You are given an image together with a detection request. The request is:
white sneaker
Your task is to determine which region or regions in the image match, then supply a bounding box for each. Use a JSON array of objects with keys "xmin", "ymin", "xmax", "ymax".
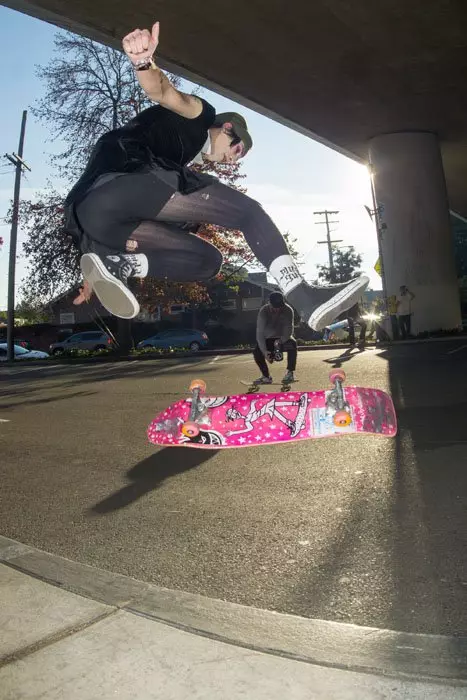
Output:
[
  {"xmin": 308, "ymin": 276, "xmax": 370, "ymax": 331},
  {"xmin": 80, "ymin": 253, "xmax": 140, "ymax": 319},
  {"xmin": 253, "ymin": 376, "xmax": 273, "ymax": 385}
]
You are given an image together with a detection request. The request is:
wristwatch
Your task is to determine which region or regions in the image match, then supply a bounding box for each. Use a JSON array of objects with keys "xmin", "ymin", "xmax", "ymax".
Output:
[{"xmin": 134, "ymin": 57, "xmax": 157, "ymax": 71}]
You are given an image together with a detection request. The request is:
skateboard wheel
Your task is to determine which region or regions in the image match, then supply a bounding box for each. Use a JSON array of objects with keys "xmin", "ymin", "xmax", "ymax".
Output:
[
  {"xmin": 181, "ymin": 421, "xmax": 200, "ymax": 438},
  {"xmin": 189, "ymin": 379, "xmax": 206, "ymax": 393},
  {"xmin": 333, "ymin": 410, "xmax": 352, "ymax": 428},
  {"xmin": 329, "ymin": 370, "xmax": 346, "ymax": 384}
]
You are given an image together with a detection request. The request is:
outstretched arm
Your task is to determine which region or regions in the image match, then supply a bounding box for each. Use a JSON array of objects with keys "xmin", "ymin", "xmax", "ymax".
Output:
[{"xmin": 122, "ymin": 22, "xmax": 203, "ymax": 119}]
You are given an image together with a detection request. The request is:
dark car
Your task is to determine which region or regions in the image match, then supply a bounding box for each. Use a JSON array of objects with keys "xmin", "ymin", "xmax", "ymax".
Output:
[
  {"xmin": 50, "ymin": 331, "xmax": 115, "ymax": 354},
  {"xmin": 137, "ymin": 328, "xmax": 209, "ymax": 352}
]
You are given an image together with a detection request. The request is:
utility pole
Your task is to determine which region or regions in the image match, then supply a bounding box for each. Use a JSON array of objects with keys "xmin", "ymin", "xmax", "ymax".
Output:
[
  {"xmin": 314, "ymin": 210, "xmax": 342, "ymax": 282},
  {"xmin": 4, "ymin": 110, "xmax": 30, "ymax": 362}
]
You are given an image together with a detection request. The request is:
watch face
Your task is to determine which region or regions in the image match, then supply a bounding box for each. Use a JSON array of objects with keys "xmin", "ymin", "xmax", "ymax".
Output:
[{"xmin": 135, "ymin": 59, "xmax": 151, "ymax": 71}]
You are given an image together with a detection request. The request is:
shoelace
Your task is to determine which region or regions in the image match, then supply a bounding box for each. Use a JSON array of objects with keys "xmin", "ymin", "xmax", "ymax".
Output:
[{"xmin": 119, "ymin": 260, "xmax": 134, "ymax": 283}]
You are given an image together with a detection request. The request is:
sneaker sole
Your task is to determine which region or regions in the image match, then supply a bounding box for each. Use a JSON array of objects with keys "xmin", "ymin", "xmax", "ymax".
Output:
[
  {"xmin": 308, "ymin": 276, "xmax": 370, "ymax": 331},
  {"xmin": 80, "ymin": 253, "xmax": 140, "ymax": 320}
]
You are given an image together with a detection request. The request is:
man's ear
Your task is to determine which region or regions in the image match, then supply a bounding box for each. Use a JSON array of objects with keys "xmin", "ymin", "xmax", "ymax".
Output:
[{"xmin": 222, "ymin": 122, "xmax": 233, "ymax": 132}]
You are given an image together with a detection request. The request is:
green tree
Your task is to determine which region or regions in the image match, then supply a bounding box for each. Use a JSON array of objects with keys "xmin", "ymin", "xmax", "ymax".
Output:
[{"xmin": 317, "ymin": 245, "xmax": 363, "ymax": 284}]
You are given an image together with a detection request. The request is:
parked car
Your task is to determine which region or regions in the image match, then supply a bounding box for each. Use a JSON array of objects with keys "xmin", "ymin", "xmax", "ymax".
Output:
[
  {"xmin": 137, "ymin": 329, "xmax": 209, "ymax": 352},
  {"xmin": 50, "ymin": 331, "xmax": 114, "ymax": 355},
  {"xmin": 0, "ymin": 343, "xmax": 49, "ymax": 361}
]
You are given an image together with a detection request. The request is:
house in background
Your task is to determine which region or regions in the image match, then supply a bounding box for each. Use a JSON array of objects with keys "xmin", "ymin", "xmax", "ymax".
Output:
[
  {"xmin": 18, "ymin": 273, "xmax": 379, "ymax": 350},
  {"xmin": 45, "ymin": 272, "xmax": 287, "ymax": 346}
]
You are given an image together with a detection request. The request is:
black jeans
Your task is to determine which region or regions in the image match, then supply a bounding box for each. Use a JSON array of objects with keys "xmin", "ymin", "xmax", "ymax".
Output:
[
  {"xmin": 348, "ymin": 317, "xmax": 367, "ymax": 345},
  {"xmin": 399, "ymin": 314, "xmax": 411, "ymax": 339},
  {"xmin": 253, "ymin": 338, "xmax": 297, "ymax": 377},
  {"xmin": 73, "ymin": 171, "xmax": 290, "ymax": 280},
  {"xmin": 390, "ymin": 314, "xmax": 400, "ymax": 340}
]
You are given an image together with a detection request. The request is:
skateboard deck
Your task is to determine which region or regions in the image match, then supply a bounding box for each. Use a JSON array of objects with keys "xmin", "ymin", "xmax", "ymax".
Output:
[{"xmin": 147, "ymin": 375, "xmax": 397, "ymax": 449}]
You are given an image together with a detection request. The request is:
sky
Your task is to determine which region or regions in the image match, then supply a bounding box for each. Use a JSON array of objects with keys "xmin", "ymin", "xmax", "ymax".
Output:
[{"xmin": 0, "ymin": 7, "xmax": 380, "ymax": 309}]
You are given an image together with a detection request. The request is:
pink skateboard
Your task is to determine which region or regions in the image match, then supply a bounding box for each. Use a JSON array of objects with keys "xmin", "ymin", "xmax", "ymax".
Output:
[{"xmin": 147, "ymin": 371, "xmax": 397, "ymax": 449}]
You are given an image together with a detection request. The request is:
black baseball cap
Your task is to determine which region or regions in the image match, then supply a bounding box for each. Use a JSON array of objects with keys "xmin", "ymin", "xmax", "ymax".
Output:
[
  {"xmin": 216, "ymin": 112, "xmax": 253, "ymax": 154},
  {"xmin": 269, "ymin": 292, "xmax": 285, "ymax": 308}
]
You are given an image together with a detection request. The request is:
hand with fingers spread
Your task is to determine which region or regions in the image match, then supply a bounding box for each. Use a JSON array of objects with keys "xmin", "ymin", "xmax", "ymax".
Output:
[
  {"xmin": 122, "ymin": 21, "xmax": 160, "ymax": 67},
  {"xmin": 73, "ymin": 279, "xmax": 93, "ymax": 306}
]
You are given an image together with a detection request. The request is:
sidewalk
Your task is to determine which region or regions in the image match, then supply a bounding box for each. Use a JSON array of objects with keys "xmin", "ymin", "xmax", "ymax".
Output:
[{"xmin": 1, "ymin": 535, "xmax": 467, "ymax": 699}]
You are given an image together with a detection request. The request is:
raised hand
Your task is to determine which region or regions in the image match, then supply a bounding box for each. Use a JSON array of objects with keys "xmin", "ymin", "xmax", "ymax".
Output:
[
  {"xmin": 73, "ymin": 280, "xmax": 92, "ymax": 306},
  {"xmin": 122, "ymin": 21, "xmax": 160, "ymax": 65}
]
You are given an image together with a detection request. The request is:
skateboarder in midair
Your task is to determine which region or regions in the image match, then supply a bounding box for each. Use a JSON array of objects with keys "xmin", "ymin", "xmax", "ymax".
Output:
[{"xmin": 67, "ymin": 20, "xmax": 369, "ymax": 328}]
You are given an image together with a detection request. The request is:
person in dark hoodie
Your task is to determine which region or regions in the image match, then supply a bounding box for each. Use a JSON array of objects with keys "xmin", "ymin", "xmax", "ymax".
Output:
[{"xmin": 252, "ymin": 292, "xmax": 297, "ymax": 384}]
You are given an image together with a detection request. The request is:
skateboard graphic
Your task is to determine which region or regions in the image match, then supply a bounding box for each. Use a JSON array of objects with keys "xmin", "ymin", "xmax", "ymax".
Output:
[{"xmin": 147, "ymin": 370, "xmax": 397, "ymax": 449}]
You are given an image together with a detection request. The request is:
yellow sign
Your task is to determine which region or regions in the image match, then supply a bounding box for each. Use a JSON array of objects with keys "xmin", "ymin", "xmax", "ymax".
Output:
[{"xmin": 374, "ymin": 258, "xmax": 382, "ymax": 276}]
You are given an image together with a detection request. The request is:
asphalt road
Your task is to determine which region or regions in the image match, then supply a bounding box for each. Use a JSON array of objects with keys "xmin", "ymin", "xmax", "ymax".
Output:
[{"xmin": 1, "ymin": 341, "xmax": 467, "ymax": 636}]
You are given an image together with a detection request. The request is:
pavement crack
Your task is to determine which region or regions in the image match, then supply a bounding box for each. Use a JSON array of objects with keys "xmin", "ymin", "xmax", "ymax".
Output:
[{"xmin": 0, "ymin": 608, "xmax": 118, "ymax": 668}]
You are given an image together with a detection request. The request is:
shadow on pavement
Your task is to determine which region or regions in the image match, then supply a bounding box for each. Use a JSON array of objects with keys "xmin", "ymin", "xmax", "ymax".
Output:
[
  {"xmin": 291, "ymin": 343, "xmax": 467, "ymax": 636},
  {"xmin": 322, "ymin": 346, "xmax": 366, "ymax": 369},
  {"xmin": 89, "ymin": 447, "xmax": 218, "ymax": 515},
  {"xmin": 384, "ymin": 346, "xmax": 467, "ymax": 634},
  {"xmin": 0, "ymin": 358, "xmax": 217, "ymax": 406},
  {"xmin": 0, "ymin": 390, "xmax": 97, "ymax": 411}
]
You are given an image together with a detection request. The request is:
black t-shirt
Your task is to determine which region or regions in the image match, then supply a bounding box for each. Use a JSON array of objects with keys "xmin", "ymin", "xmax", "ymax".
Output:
[{"xmin": 65, "ymin": 98, "xmax": 216, "ymax": 205}]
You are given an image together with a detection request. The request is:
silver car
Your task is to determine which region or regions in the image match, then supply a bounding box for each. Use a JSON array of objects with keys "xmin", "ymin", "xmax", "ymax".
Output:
[
  {"xmin": 0, "ymin": 343, "xmax": 50, "ymax": 361},
  {"xmin": 50, "ymin": 331, "xmax": 114, "ymax": 355}
]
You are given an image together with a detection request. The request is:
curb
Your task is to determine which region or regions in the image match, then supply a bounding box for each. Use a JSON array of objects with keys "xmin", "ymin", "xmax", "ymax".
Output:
[{"xmin": 1, "ymin": 535, "xmax": 466, "ymax": 685}]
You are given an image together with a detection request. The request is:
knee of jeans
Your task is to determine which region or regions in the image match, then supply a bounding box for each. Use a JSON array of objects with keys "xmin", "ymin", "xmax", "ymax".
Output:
[{"xmin": 242, "ymin": 197, "xmax": 265, "ymax": 227}]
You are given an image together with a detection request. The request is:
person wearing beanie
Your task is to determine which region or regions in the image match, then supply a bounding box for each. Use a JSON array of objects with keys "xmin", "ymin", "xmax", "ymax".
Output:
[
  {"xmin": 68, "ymin": 20, "xmax": 369, "ymax": 327},
  {"xmin": 252, "ymin": 292, "xmax": 297, "ymax": 384}
]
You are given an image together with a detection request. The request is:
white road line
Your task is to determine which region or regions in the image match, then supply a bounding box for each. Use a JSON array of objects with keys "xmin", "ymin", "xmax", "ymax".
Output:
[
  {"xmin": 447, "ymin": 344, "xmax": 467, "ymax": 355},
  {"xmin": 209, "ymin": 355, "xmax": 220, "ymax": 364},
  {"xmin": 0, "ymin": 418, "xmax": 11, "ymax": 423},
  {"xmin": 3, "ymin": 363, "xmax": 63, "ymax": 374}
]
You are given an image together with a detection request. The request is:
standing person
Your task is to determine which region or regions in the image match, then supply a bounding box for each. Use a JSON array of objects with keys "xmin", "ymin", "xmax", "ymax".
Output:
[
  {"xmin": 67, "ymin": 20, "xmax": 369, "ymax": 329},
  {"xmin": 397, "ymin": 285, "xmax": 415, "ymax": 339},
  {"xmin": 345, "ymin": 301, "xmax": 367, "ymax": 347},
  {"xmin": 252, "ymin": 292, "xmax": 297, "ymax": 384},
  {"xmin": 387, "ymin": 294, "xmax": 400, "ymax": 340}
]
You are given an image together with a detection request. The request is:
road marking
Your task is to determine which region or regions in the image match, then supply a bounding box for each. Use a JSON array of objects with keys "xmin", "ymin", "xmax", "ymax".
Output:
[
  {"xmin": 447, "ymin": 344, "xmax": 467, "ymax": 355},
  {"xmin": 209, "ymin": 355, "xmax": 220, "ymax": 364},
  {"xmin": 0, "ymin": 418, "xmax": 11, "ymax": 422},
  {"xmin": 3, "ymin": 363, "xmax": 63, "ymax": 375}
]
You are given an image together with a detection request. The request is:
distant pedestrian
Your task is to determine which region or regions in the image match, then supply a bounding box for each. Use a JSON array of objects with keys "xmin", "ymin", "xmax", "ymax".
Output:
[
  {"xmin": 387, "ymin": 295, "xmax": 400, "ymax": 340},
  {"xmin": 397, "ymin": 286, "xmax": 415, "ymax": 339}
]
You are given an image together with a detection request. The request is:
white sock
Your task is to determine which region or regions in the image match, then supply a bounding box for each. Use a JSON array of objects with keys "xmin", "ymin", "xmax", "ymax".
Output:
[
  {"xmin": 268, "ymin": 255, "xmax": 303, "ymax": 295},
  {"xmin": 123, "ymin": 253, "xmax": 148, "ymax": 278}
]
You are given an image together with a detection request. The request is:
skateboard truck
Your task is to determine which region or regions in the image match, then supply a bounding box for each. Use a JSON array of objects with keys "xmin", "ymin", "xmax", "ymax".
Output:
[
  {"xmin": 327, "ymin": 370, "xmax": 352, "ymax": 427},
  {"xmin": 180, "ymin": 379, "xmax": 207, "ymax": 438}
]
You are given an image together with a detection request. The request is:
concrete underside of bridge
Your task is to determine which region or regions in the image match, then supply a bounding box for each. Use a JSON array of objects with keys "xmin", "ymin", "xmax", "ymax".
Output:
[{"xmin": 5, "ymin": 0, "xmax": 467, "ymax": 218}]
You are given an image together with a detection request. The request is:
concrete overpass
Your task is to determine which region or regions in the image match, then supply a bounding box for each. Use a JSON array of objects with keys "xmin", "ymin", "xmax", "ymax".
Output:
[{"xmin": 3, "ymin": 0, "xmax": 467, "ymax": 332}]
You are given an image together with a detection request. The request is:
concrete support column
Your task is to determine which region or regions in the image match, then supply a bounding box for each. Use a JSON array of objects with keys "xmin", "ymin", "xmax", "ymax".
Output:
[{"xmin": 369, "ymin": 132, "xmax": 461, "ymax": 334}]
